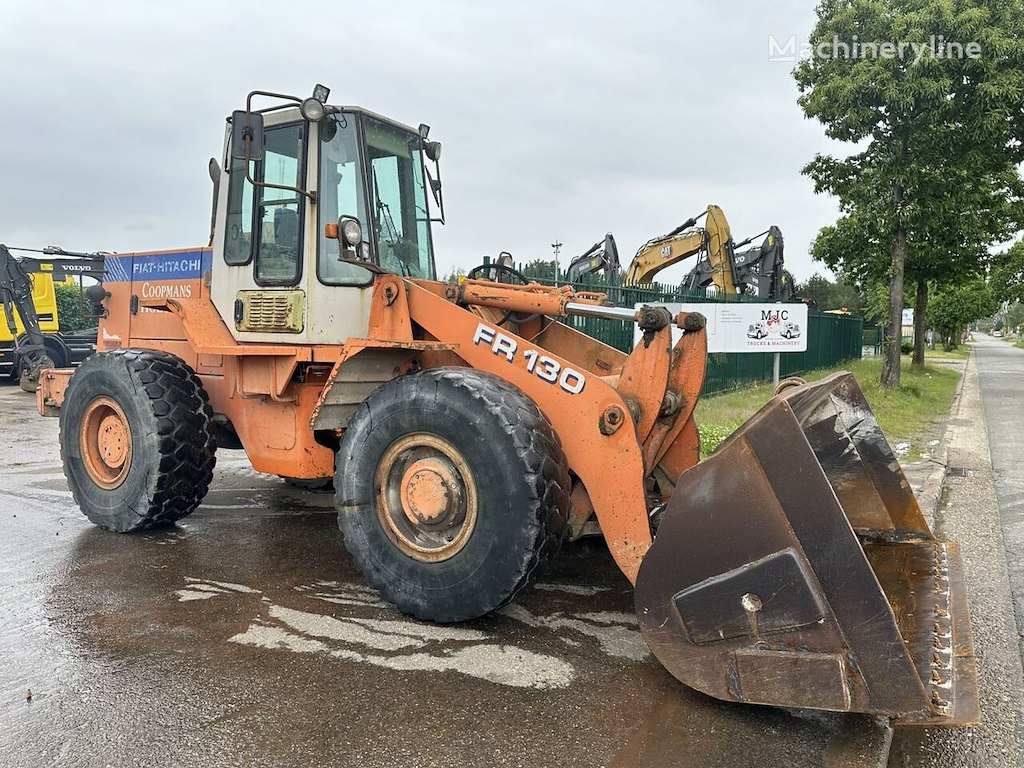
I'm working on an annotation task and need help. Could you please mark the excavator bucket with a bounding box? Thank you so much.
[635,372,979,725]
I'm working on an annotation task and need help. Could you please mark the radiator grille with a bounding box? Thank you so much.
[236,290,304,333]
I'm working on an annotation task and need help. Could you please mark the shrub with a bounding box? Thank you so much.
[54,282,95,333]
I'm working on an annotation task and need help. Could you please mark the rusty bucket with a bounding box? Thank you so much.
[635,372,979,725]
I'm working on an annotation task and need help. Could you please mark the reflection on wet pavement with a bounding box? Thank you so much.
[0,386,883,767]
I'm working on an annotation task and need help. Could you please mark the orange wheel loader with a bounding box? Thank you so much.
[35,86,978,726]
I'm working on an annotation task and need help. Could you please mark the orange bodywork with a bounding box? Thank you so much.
[43,252,707,585]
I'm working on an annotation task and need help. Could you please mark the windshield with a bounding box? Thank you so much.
[364,116,436,279]
[317,112,373,285]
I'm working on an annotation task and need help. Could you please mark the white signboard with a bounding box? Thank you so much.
[633,303,809,353]
[901,308,914,326]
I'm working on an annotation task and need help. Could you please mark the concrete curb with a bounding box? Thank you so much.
[915,350,971,530]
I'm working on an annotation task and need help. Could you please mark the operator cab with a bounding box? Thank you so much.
[210,85,443,344]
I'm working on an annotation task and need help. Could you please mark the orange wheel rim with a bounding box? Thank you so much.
[80,396,132,489]
[375,433,477,563]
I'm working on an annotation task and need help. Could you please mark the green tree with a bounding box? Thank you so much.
[795,0,1024,387]
[519,259,559,281]
[927,278,997,348]
[795,272,864,312]
[991,240,1024,304]
[1005,301,1024,334]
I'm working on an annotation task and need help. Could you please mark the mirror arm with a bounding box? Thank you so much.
[426,165,445,225]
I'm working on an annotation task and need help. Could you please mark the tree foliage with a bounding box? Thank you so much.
[795,0,1024,386]
[519,259,559,281]
[795,272,864,313]
[991,239,1024,304]
[927,278,997,348]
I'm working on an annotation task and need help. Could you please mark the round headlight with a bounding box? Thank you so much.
[340,218,362,246]
[301,97,325,122]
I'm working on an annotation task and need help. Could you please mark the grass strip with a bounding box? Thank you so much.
[695,353,965,460]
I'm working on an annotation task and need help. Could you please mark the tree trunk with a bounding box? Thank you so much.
[881,227,906,389]
[912,278,928,367]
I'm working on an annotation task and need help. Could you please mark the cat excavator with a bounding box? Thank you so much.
[623,205,793,300]
[34,86,977,727]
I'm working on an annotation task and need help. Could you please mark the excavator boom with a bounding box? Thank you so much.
[624,205,737,292]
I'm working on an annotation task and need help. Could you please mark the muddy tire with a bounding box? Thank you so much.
[336,368,570,622]
[60,349,216,532]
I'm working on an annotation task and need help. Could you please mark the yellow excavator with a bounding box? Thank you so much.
[623,205,794,301]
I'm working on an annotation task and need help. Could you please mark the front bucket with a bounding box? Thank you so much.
[635,372,979,725]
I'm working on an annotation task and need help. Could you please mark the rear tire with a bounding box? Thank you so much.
[60,349,216,532]
[336,368,570,622]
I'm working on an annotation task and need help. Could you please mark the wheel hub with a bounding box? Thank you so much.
[98,414,129,466]
[80,396,133,489]
[400,458,462,526]
[376,434,477,562]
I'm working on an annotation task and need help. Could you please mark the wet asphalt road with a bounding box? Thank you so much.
[889,337,1024,767]
[0,384,886,768]
[976,335,1024,669]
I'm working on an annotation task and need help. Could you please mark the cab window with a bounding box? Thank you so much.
[255,123,305,285]
[365,116,435,279]
[317,113,374,285]
[223,121,306,286]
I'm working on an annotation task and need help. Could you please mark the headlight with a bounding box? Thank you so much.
[301,97,325,122]
[340,217,362,246]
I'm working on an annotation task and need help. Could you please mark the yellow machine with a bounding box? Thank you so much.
[0,246,103,386]
[0,271,59,372]
[622,206,794,302]
[624,205,737,289]
[34,86,978,726]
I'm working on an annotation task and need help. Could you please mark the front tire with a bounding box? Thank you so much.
[60,349,216,532]
[336,368,570,622]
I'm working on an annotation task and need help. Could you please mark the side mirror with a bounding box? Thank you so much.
[231,110,265,162]
[424,141,442,163]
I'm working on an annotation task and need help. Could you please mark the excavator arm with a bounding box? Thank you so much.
[566,233,621,282]
[687,224,793,300]
[0,245,53,388]
[624,205,738,293]
[0,245,106,389]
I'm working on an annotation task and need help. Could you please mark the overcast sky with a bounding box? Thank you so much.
[0,1,846,284]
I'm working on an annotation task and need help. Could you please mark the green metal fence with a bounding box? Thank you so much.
[530,276,865,395]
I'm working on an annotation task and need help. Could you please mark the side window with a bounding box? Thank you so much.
[255,123,305,285]
[224,157,254,266]
[223,121,306,282]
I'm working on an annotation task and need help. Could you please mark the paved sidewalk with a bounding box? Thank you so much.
[889,344,1024,767]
